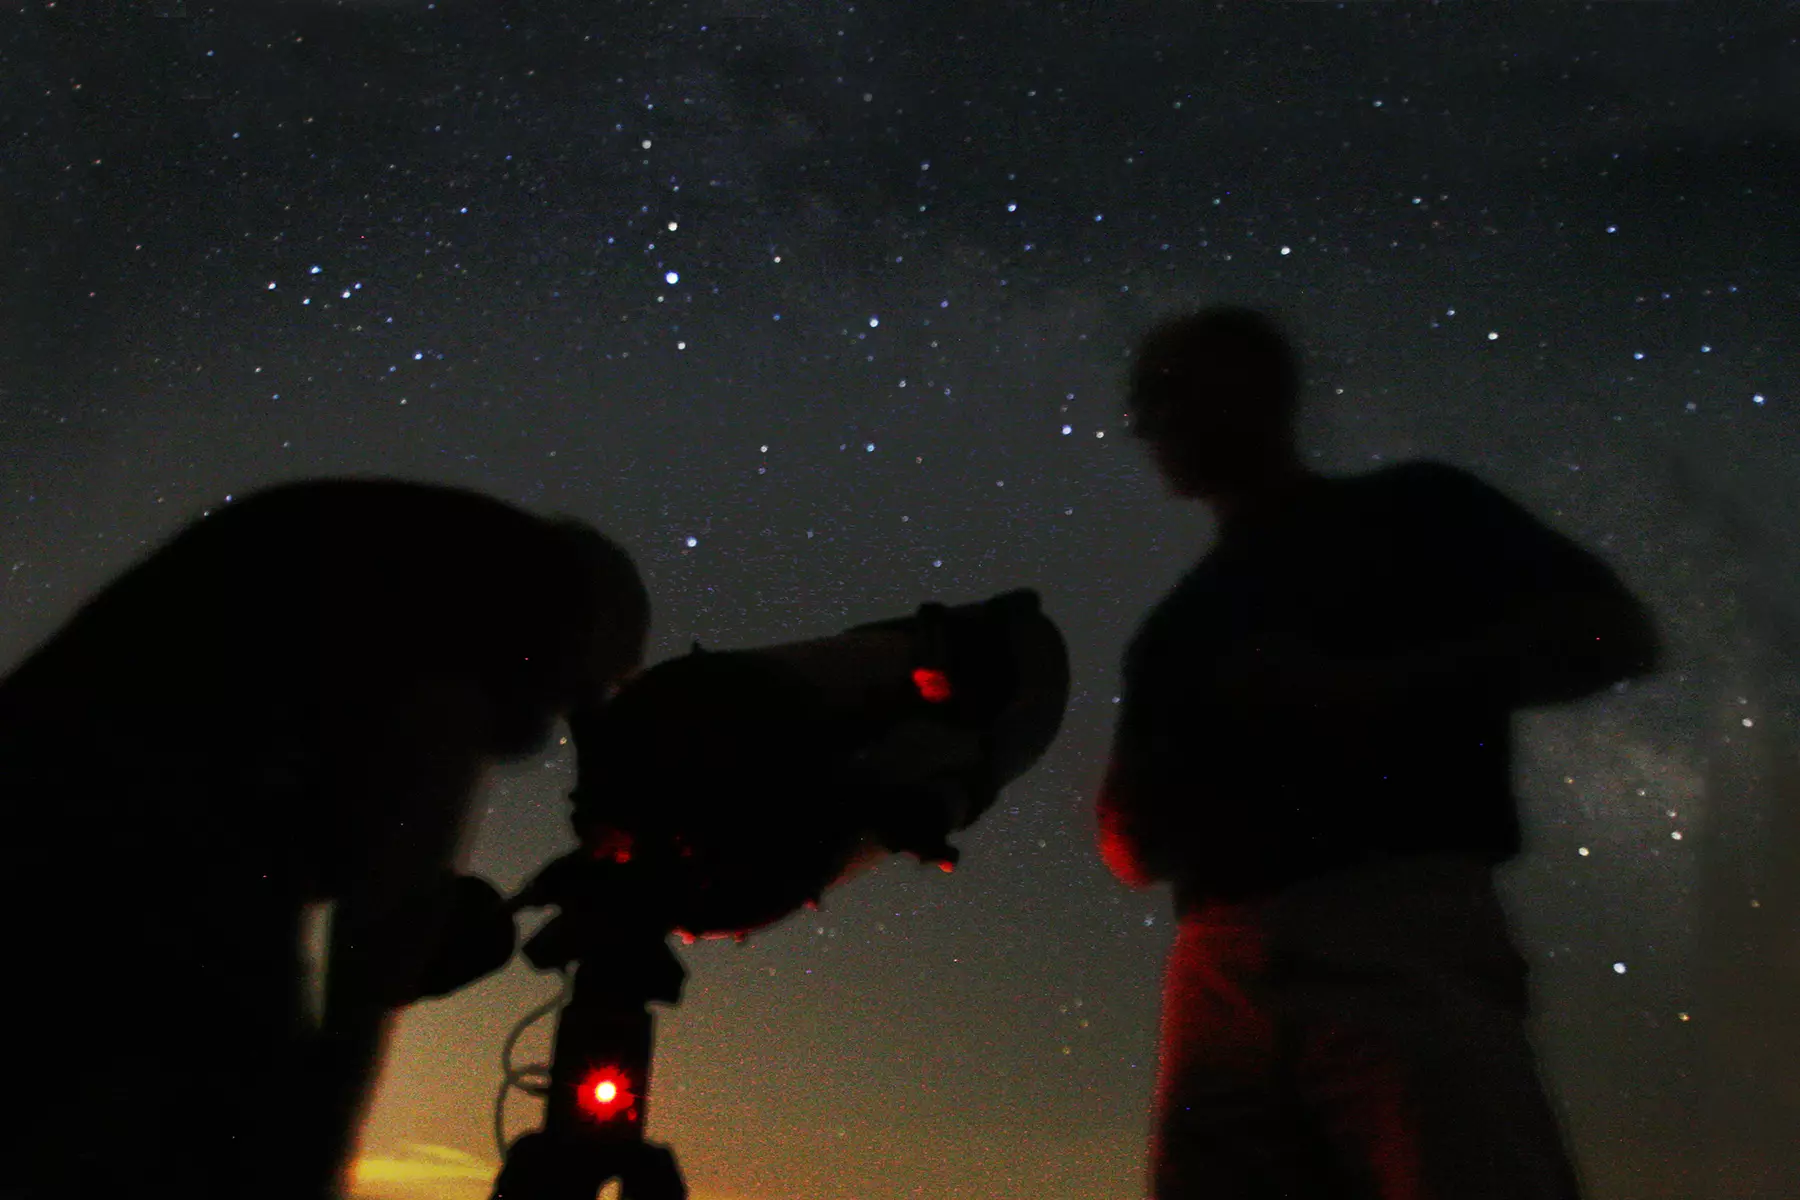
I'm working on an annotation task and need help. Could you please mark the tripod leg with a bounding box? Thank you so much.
[618,1142,687,1200]
[491,1131,614,1200]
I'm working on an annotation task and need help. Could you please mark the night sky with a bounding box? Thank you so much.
[5,3,1799,1199]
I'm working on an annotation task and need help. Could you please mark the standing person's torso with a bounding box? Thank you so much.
[1122,463,1521,904]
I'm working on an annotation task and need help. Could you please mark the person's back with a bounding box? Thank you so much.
[1098,308,1659,1200]
[0,480,648,1199]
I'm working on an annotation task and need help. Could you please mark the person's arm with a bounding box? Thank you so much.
[298,676,499,1192]
[1216,590,1656,712]
[1209,467,1660,712]
[1096,733,1170,888]
[1096,623,1192,889]
[326,683,491,1012]
[1409,465,1660,706]
[1384,575,1657,706]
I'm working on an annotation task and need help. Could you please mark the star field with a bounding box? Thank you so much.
[4,3,1798,1199]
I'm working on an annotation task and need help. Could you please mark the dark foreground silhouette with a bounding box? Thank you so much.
[1099,308,1660,1200]
[0,480,647,1200]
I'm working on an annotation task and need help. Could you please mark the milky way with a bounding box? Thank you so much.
[4,4,1797,1198]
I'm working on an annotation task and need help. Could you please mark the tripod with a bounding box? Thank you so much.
[489,589,1071,1198]
[491,852,689,1200]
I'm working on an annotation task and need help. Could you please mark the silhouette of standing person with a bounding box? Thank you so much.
[0,480,648,1200]
[1098,308,1659,1200]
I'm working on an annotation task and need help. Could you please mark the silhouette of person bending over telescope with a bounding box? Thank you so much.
[0,480,648,1200]
[1098,308,1659,1200]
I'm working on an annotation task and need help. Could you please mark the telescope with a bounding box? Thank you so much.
[490,589,1069,1200]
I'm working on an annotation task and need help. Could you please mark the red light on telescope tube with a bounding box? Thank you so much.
[577,1066,636,1122]
[912,667,953,703]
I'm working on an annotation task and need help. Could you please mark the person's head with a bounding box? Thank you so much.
[1127,306,1303,503]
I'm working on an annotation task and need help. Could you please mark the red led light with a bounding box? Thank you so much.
[577,1066,636,1122]
[912,667,953,703]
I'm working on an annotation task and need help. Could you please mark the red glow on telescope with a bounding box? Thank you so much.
[911,667,953,703]
[589,828,634,864]
[577,1066,636,1122]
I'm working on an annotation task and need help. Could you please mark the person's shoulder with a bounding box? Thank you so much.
[1358,463,1570,565]
[1360,459,1495,500]
[227,478,533,522]
[1128,553,1223,646]
[1354,460,1524,520]
[203,480,560,555]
